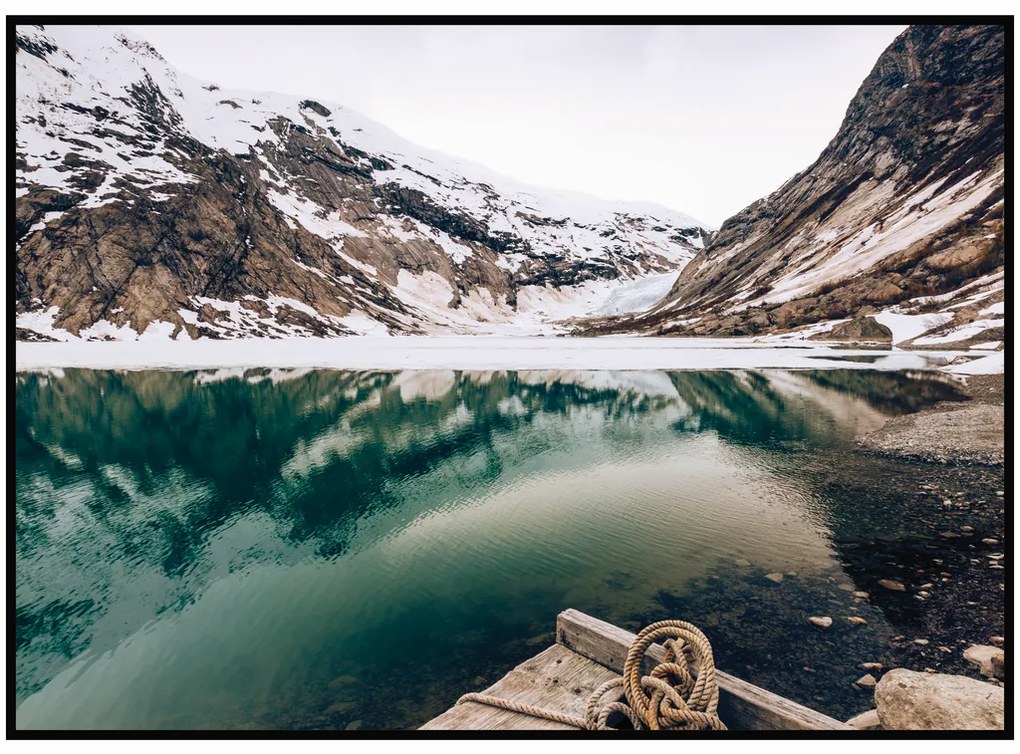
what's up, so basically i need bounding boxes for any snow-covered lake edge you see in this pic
[14,336,1004,375]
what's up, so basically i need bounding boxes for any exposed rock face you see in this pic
[15,25,712,340]
[874,668,1004,730]
[590,25,1004,342]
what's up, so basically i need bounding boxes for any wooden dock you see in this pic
[421,609,854,731]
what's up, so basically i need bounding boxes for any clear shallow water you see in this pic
[15,368,978,730]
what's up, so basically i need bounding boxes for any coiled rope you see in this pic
[455,619,728,731]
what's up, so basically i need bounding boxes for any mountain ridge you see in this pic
[586,24,1004,348]
[16,24,1005,349]
[16,24,712,340]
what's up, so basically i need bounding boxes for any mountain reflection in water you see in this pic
[15,368,966,730]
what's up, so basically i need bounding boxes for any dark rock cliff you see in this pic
[590,24,1004,340]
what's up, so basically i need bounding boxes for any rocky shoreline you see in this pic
[845,372,1006,729]
[855,374,1005,466]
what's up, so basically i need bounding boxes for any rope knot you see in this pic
[619,621,727,731]
[456,618,728,731]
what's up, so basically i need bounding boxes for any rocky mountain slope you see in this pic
[589,24,1004,348]
[15,25,712,340]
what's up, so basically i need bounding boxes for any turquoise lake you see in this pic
[15,367,1001,730]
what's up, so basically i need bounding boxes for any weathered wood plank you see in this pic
[555,609,854,731]
[420,644,618,730]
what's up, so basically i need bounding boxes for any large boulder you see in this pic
[813,316,893,342]
[875,669,1004,730]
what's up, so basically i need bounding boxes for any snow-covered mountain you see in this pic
[15,25,713,340]
[589,25,1004,349]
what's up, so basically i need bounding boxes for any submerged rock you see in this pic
[764,572,784,583]
[875,669,1004,730]
[809,616,833,629]
[325,701,358,715]
[327,674,358,690]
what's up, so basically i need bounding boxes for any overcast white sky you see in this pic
[130,24,904,227]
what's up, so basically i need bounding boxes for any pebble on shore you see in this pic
[846,708,881,730]
[878,579,907,591]
[963,645,1005,680]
